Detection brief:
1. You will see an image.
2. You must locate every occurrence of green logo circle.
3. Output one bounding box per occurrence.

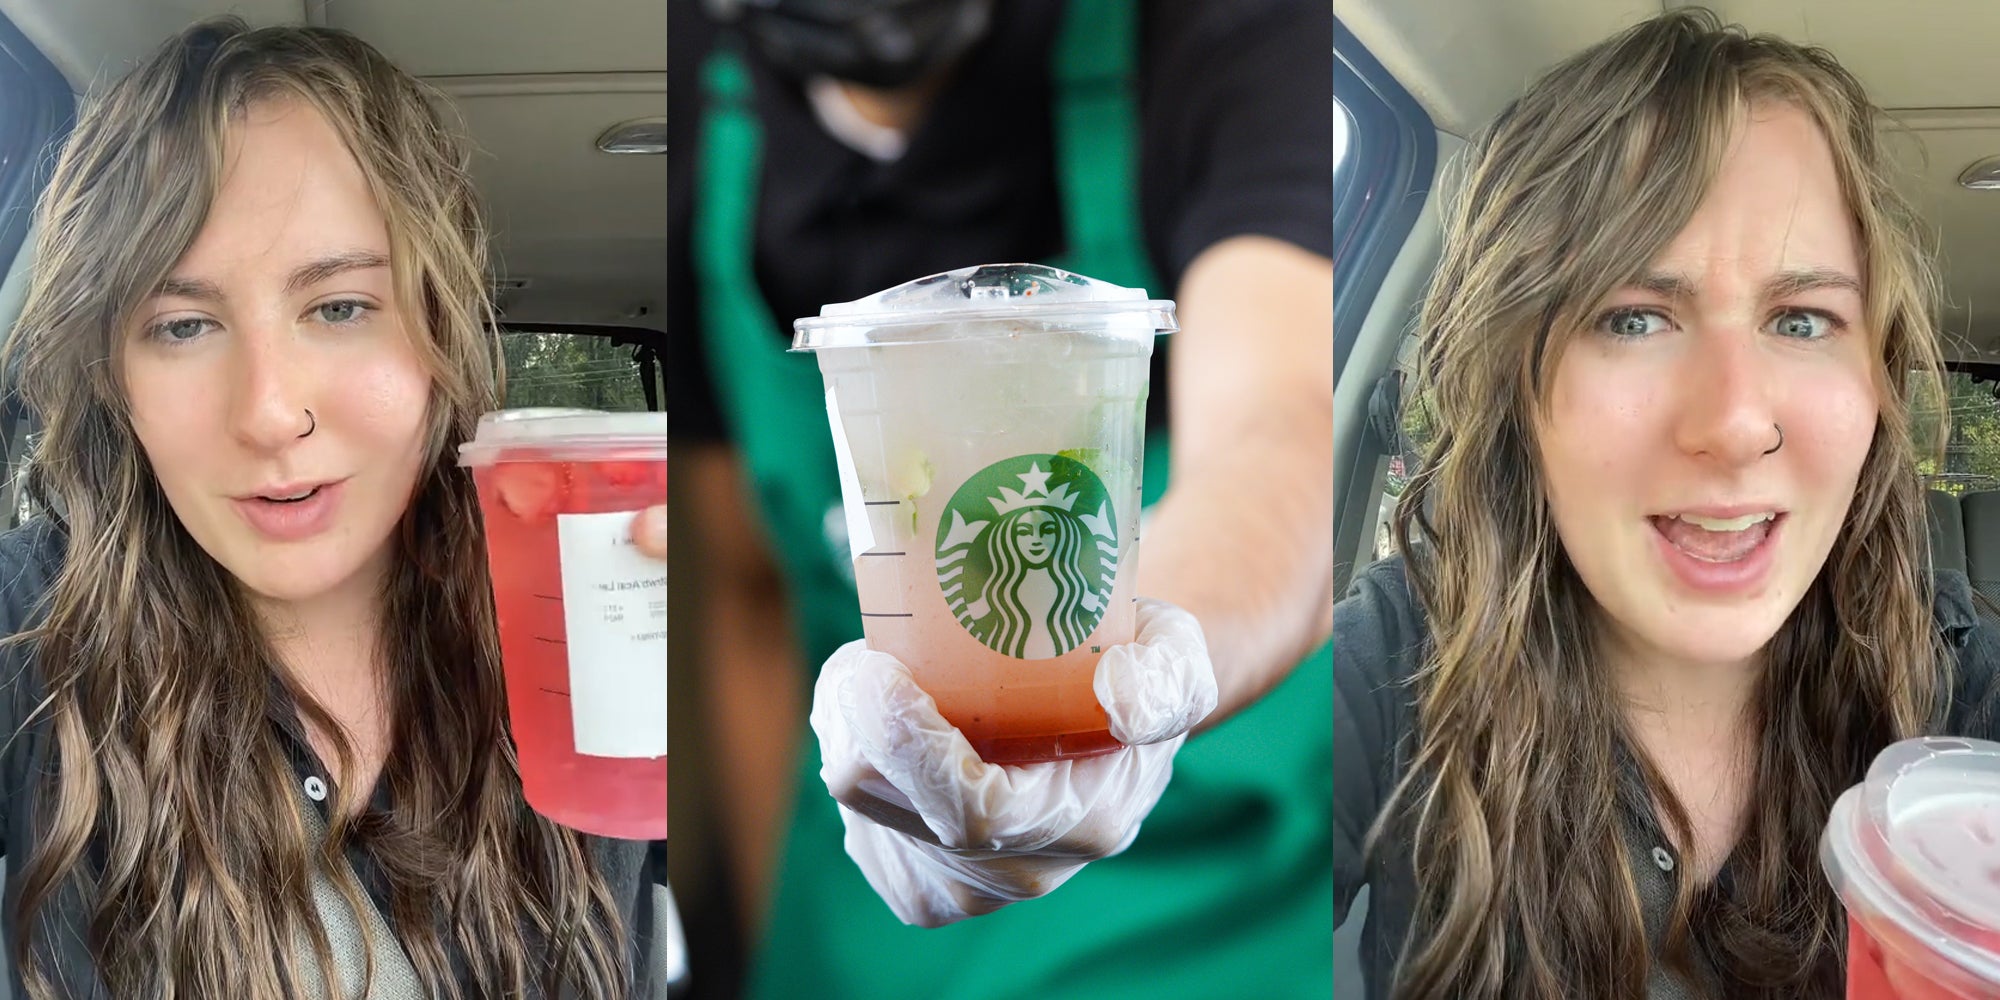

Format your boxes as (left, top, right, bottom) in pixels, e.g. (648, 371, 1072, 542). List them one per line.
(934, 453, 1119, 659)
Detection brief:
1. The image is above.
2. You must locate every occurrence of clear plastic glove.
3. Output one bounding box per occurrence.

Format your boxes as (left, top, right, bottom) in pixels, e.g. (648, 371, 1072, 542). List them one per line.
(810, 597, 1218, 928)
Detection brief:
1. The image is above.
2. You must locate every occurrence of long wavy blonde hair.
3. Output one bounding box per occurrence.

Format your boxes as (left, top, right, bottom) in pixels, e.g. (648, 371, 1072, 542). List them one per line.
(1, 18, 628, 999)
(1379, 9, 1949, 997)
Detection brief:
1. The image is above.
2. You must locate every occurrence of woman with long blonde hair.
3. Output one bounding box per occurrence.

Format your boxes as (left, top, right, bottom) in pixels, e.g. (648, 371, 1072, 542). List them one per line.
(0, 18, 663, 999)
(1335, 9, 1999, 998)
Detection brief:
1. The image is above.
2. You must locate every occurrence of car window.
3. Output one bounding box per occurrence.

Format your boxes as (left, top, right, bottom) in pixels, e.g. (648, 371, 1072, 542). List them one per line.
(1333, 35, 1432, 381)
(0, 11, 77, 532)
(499, 328, 663, 413)
(1370, 344, 1435, 561)
(1917, 370, 2000, 495)
(1334, 21, 1435, 591)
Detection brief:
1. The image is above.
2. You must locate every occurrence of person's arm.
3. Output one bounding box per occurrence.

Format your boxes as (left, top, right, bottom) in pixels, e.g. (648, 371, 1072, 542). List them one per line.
(1130, 0, 1333, 728)
(679, 444, 802, 937)
(1137, 234, 1332, 729)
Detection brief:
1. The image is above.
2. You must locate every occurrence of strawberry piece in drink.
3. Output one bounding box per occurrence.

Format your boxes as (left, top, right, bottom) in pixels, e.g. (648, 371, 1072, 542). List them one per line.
(490, 461, 568, 523)
(597, 460, 657, 489)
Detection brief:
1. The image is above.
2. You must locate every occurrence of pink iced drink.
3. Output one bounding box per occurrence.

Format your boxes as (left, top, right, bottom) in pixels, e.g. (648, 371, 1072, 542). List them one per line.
(461, 409, 668, 840)
(794, 263, 1174, 765)
(1823, 737, 2000, 999)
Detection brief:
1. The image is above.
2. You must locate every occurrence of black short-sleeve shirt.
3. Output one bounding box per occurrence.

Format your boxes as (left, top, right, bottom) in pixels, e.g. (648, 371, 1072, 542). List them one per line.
(665, 0, 1334, 443)
(0, 519, 665, 998)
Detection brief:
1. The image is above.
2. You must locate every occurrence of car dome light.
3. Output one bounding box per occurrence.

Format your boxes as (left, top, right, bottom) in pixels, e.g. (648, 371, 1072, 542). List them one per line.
(596, 118, 667, 154)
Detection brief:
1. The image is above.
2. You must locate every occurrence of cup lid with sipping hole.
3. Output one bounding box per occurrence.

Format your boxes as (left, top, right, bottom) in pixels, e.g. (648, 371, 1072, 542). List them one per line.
(456, 408, 667, 466)
(1821, 736, 2000, 985)
(790, 263, 1177, 351)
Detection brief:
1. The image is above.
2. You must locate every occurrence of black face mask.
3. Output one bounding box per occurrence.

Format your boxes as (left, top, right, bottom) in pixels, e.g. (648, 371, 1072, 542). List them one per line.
(720, 0, 995, 88)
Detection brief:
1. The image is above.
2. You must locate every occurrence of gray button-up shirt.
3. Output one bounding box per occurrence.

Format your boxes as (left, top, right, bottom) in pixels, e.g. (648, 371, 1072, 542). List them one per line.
(0, 519, 667, 998)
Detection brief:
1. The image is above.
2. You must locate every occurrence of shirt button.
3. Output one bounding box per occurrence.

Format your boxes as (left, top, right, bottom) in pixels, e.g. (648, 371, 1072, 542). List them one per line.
(1652, 845, 1676, 872)
(304, 776, 328, 802)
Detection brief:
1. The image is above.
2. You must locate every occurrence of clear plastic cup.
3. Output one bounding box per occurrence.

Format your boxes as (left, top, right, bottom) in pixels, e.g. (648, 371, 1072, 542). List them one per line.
(1821, 736, 2000, 999)
(458, 408, 668, 840)
(793, 263, 1176, 764)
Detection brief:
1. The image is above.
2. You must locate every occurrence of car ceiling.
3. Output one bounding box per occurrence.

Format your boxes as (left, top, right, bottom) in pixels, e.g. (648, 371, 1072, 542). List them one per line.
(1338, 0, 2000, 360)
(0, 0, 666, 333)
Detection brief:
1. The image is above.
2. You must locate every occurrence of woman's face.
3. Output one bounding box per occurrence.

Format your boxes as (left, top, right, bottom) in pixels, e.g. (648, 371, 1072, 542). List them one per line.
(122, 97, 432, 608)
(1013, 511, 1057, 567)
(1537, 101, 1880, 672)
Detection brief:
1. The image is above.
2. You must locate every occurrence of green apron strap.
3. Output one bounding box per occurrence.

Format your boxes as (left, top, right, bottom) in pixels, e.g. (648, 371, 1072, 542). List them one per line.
(1049, 0, 1158, 298)
(693, 45, 860, 664)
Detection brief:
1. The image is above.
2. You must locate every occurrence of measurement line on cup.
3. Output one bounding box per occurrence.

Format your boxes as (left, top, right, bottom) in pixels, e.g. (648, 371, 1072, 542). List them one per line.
(863, 500, 902, 506)
(534, 636, 567, 645)
(534, 593, 563, 602)
(860, 551, 905, 557)
(538, 687, 570, 698)
(860, 612, 914, 618)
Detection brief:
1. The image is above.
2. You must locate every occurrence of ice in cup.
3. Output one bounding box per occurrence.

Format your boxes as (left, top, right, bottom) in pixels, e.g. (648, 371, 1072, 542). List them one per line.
(459, 408, 668, 840)
(793, 263, 1176, 764)
(1821, 736, 2000, 999)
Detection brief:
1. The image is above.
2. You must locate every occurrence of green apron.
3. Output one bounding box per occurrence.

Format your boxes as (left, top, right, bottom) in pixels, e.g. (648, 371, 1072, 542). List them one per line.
(693, 2, 1334, 995)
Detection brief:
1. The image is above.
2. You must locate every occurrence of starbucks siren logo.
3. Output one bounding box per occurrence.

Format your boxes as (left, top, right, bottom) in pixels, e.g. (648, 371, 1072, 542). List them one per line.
(935, 454, 1118, 659)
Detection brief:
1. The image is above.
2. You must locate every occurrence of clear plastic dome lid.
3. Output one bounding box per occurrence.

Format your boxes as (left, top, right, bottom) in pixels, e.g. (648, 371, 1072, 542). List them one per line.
(1821, 736, 2000, 983)
(791, 263, 1177, 350)
(457, 408, 667, 466)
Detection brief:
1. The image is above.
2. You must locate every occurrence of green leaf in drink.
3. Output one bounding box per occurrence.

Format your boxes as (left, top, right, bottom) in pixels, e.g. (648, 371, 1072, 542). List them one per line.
(892, 451, 936, 534)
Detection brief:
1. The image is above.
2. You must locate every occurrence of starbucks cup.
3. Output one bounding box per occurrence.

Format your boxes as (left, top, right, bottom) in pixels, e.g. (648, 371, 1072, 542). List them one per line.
(459, 409, 668, 840)
(1821, 736, 2000, 999)
(793, 263, 1176, 764)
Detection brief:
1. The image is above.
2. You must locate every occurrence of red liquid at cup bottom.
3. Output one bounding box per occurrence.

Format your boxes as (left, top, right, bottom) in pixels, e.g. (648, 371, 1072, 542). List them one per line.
(897, 647, 1126, 765)
(969, 728, 1123, 764)
(476, 456, 666, 841)
(859, 570, 1134, 765)
(1847, 913, 2000, 1000)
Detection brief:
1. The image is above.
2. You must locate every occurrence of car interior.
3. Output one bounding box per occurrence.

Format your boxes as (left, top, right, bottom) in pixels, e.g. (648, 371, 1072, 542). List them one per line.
(0, 0, 669, 520)
(1337, 1, 2000, 993)
(0, 0, 671, 993)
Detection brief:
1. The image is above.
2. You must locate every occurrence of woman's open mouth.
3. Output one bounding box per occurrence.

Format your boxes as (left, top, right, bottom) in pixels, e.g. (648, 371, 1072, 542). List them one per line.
(1648, 510, 1787, 593)
(1651, 511, 1779, 562)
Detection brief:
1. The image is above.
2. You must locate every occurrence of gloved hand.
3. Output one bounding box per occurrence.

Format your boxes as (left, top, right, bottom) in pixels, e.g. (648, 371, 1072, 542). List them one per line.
(810, 597, 1218, 928)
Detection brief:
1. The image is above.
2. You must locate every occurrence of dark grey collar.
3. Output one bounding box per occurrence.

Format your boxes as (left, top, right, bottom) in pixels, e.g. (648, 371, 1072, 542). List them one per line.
(1933, 568, 1980, 647)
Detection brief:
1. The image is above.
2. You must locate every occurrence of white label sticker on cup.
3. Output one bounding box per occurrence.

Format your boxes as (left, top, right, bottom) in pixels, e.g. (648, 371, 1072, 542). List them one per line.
(557, 510, 667, 758)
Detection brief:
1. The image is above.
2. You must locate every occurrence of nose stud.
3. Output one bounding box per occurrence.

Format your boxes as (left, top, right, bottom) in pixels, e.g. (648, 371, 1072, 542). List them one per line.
(300, 408, 316, 439)
(1763, 422, 1783, 456)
